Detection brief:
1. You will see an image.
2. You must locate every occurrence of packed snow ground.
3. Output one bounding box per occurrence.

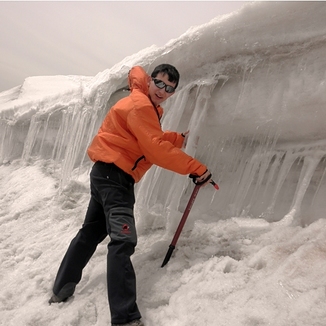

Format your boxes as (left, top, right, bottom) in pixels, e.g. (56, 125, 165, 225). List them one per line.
(1, 160, 326, 326)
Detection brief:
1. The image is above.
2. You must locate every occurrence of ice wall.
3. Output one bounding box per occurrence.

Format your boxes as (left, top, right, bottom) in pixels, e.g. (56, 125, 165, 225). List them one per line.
(1, 2, 326, 229)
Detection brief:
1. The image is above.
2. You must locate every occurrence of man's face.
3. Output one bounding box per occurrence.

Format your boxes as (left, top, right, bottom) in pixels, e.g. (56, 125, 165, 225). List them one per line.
(148, 72, 176, 106)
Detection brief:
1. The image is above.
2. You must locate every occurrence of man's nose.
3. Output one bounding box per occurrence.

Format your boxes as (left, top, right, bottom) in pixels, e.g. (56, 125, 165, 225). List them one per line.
(158, 88, 166, 95)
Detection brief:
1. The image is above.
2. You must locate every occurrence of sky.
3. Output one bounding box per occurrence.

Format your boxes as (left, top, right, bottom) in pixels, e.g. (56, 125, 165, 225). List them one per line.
(0, 1, 248, 92)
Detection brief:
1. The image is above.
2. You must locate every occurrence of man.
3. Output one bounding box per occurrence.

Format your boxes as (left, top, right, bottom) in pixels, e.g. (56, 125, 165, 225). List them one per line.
(49, 64, 212, 326)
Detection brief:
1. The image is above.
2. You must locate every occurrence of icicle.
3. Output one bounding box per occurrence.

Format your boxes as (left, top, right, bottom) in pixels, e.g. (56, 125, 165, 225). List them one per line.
(0, 121, 10, 163)
(22, 114, 42, 161)
(275, 151, 324, 226)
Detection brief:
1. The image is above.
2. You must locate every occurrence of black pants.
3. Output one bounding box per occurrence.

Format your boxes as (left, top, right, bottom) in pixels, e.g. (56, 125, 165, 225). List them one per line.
(52, 162, 141, 324)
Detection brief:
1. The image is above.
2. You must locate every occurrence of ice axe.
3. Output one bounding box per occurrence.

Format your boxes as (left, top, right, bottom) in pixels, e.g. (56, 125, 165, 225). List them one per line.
(161, 174, 219, 267)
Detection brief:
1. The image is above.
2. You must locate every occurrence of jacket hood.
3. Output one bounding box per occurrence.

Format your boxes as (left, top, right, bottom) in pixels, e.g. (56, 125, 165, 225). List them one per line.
(128, 66, 149, 95)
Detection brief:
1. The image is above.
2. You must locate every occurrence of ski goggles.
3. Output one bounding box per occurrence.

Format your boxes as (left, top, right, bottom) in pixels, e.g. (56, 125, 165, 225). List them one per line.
(152, 78, 176, 93)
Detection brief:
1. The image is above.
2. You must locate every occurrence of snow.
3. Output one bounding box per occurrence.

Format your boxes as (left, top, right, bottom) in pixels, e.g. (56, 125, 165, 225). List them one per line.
(1, 2, 326, 325)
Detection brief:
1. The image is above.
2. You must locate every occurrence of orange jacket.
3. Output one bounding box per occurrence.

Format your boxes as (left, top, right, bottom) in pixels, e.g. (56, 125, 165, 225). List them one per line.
(87, 66, 207, 182)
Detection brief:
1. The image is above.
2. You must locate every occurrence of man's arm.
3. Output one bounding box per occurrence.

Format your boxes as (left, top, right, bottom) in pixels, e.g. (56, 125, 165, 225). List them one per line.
(127, 101, 207, 177)
(162, 131, 185, 148)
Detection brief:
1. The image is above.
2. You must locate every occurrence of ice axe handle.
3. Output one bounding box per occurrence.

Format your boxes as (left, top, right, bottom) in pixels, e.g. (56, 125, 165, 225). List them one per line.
(161, 184, 201, 268)
(161, 179, 219, 268)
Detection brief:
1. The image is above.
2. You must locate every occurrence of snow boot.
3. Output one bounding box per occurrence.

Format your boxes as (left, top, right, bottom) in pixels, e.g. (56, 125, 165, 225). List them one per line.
(48, 293, 69, 304)
(48, 282, 76, 304)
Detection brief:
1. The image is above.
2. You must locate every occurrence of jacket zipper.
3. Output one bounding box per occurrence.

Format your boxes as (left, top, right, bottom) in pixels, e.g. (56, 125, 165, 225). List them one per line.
(131, 155, 145, 171)
(149, 97, 162, 125)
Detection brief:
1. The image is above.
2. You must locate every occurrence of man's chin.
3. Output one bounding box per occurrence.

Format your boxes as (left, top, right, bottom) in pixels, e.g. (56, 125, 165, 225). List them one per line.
(151, 99, 162, 107)
(149, 94, 164, 107)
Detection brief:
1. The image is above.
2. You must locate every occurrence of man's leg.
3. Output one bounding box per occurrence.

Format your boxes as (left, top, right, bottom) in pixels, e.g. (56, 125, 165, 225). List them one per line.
(107, 207, 141, 324)
(51, 191, 107, 302)
(93, 162, 141, 324)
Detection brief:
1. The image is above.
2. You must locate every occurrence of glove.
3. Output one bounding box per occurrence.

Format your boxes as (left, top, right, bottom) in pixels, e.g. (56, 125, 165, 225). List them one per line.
(189, 170, 212, 186)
